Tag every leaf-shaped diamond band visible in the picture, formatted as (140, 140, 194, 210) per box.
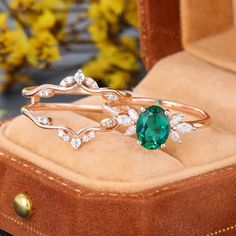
(22, 69, 211, 150)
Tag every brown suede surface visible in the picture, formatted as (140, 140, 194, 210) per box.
(137, 0, 182, 69)
(1, 148, 236, 236)
(1, 0, 236, 235)
(181, 0, 236, 73)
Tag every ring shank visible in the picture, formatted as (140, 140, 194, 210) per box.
(23, 97, 211, 129)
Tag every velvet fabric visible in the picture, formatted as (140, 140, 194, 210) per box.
(0, 0, 236, 235)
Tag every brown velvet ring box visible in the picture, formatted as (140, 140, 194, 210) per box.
(1, 0, 236, 235)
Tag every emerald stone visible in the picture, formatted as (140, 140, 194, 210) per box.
(136, 106, 170, 150)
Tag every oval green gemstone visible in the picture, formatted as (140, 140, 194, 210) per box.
(136, 106, 170, 150)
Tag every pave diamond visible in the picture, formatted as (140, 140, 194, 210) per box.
(74, 69, 85, 84)
(170, 130, 181, 142)
(107, 93, 118, 102)
(175, 123, 194, 133)
(38, 89, 52, 98)
(38, 116, 49, 125)
(128, 108, 139, 122)
(170, 113, 184, 127)
(85, 77, 99, 89)
(88, 131, 96, 139)
(71, 137, 81, 149)
(60, 76, 75, 87)
(116, 115, 132, 126)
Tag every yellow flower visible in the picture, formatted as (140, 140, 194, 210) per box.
(11, 0, 38, 10)
(125, 0, 139, 28)
(100, 0, 125, 16)
(82, 55, 112, 78)
(33, 10, 56, 32)
(106, 71, 131, 89)
(100, 0, 125, 24)
(4, 29, 30, 66)
(0, 13, 8, 30)
(88, 3, 101, 19)
(110, 51, 140, 71)
(88, 19, 108, 42)
(97, 43, 140, 71)
(120, 36, 138, 53)
(30, 31, 60, 63)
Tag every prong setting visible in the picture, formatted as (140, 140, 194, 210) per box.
(140, 107, 146, 112)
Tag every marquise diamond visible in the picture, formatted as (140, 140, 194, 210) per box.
(125, 125, 136, 136)
(74, 69, 85, 84)
(71, 137, 81, 149)
(170, 113, 183, 127)
(128, 108, 139, 122)
(85, 77, 99, 89)
(101, 118, 114, 128)
(170, 130, 181, 142)
(60, 76, 75, 87)
(89, 131, 96, 139)
(38, 89, 52, 98)
(116, 115, 132, 126)
(38, 116, 49, 125)
(175, 123, 193, 133)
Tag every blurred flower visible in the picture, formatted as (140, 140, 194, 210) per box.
(84, 0, 140, 89)
(0, 13, 8, 30)
(0, 0, 141, 92)
(100, 0, 125, 24)
(30, 31, 61, 63)
(33, 10, 56, 32)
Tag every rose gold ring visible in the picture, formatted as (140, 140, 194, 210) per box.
(21, 69, 211, 150)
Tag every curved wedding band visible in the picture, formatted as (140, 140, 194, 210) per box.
(21, 69, 211, 150)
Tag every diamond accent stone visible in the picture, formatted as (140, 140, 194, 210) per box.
(85, 77, 99, 89)
(107, 93, 118, 102)
(170, 130, 181, 142)
(89, 131, 96, 139)
(38, 89, 52, 98)
(74, 69, 85, 84)
(125, 125, 136, 136)
(63, 135, 70, 142)
(128, 108, 139, 122)
(57, 129, 70, 142)
(60, 76, 75, 87)
(38, 116, 49, 125)
(101, 118, 114, 128)
(175, 123, 193, 133)
(82, 135, 90, 143)
(170, 113, 184, 127)
(116, 115, 132, 126)
(71, 137, 81, 149)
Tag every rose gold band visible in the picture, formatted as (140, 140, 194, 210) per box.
(21, 69, 211, 150)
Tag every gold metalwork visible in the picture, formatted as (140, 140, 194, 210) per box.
(13, 193, 33, 218)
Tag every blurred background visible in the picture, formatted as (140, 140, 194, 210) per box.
(0, 0, 145, 120)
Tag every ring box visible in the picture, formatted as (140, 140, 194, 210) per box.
(0, 1, 236, 235)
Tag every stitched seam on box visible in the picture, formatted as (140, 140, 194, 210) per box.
(0, 151, 235, 199)
(205, 223, 236, 235)
(0, 211, 47, 236)
(138, 0, 150, 68)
